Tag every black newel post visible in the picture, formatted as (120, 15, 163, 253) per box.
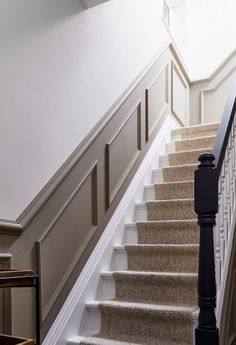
(194, 153, 219, 345)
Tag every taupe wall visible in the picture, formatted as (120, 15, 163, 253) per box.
(0, 44, 189, 340)
(0, 255, 11, 335)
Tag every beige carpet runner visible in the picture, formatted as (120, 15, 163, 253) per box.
(81, 122, 219, 345)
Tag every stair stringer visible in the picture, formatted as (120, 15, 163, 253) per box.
(42, 114, 180, 345)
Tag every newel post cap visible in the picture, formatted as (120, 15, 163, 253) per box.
(198, 153, 215, 168)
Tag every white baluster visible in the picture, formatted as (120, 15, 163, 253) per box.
(215, 194, 221, 290)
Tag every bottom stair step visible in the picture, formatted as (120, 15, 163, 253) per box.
(80, 338, 192, 345)
(94, 300, 196, 345)
(80, 337, 141, 345)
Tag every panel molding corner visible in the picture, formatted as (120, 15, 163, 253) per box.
(145, 63, 169, 141)
(105, 99, 142, 208)
(37, 160, 98, 322)
(171, 61, 188, 125)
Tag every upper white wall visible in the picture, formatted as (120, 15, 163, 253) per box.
(188, 0, 236, 80)
(168, 0, 189, 64)
(0, 0, 169, 220)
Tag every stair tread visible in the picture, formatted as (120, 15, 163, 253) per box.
(157, 163, 198, 170)
(173, 134, 216, 144)
(136, 219, 197, 225)
(103, 270, 198, 279)
(125, 244, 199, 248)
(80, 337, 142, 345)
(172, 122, 219, 133)
(80, 337, 192, 345)
(168, 147, 212, 155)
(98, 299, 197, 314)
(154, 180, 194, 186)
(146, 197, 194, 203)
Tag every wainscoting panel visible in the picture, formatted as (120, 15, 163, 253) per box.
(0, 43, 190, 339)
(171, 62, 188, 125)
(37, 161, 97, 321)
(106, 100, 142, 207)
(0, 255, 12, 334)
(201, 70, 236, 123)
(146, 64, 168, 140)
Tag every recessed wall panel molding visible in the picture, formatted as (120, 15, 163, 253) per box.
(37, 161, 98, 321)
(190, 49, 236, 124)
(145, 64, 169, 141)
(200, 68, 236, 123)
(0, 254, 12, 334)
(105, 100, 142, 207)
(171, 61, 189, 125)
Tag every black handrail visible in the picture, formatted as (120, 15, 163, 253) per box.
(212, 78, 236, 176)
(194, 77, 236, 345)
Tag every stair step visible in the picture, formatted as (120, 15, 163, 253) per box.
(171, 122, 219, 140)
(102, 270, 197, 307)
(80, 337, 140, 345)
(97, 300, 196, 345)
(175, 135, 215, 152)
(146, 198, 195, 220)
(136, 219, 199, 244)
(125, 244, 199, 272)
(157, 164, 197, 183)
(155, 180, 194, 200)
(162, 148, 211, 167)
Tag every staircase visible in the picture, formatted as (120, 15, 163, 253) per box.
(69, 122, 220, 345)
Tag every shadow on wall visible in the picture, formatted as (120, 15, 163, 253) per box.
(0, 0, 86, 49)
(82, 0, 110, 9)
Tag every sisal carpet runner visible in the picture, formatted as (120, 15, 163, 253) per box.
(80, 122, 219, 345)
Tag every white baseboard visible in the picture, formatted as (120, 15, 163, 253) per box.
(42, 114, 180, 345)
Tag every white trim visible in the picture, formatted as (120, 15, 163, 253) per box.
(42, 114, 180, 345)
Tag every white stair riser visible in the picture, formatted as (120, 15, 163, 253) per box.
(143, 186, 155, 201)
(134, 204, 147, 221)
(152, 169, 163, 184)
(159, 155, 169, 168)
(123, 224, 138, 244)
(166, 142, 176, 154)
(171, 132, 182, 141)
(78, 303, 101, 341)
(67, 336, 85, 345)
(100, 275, 116, 300)
(114, 247, 128, 270)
